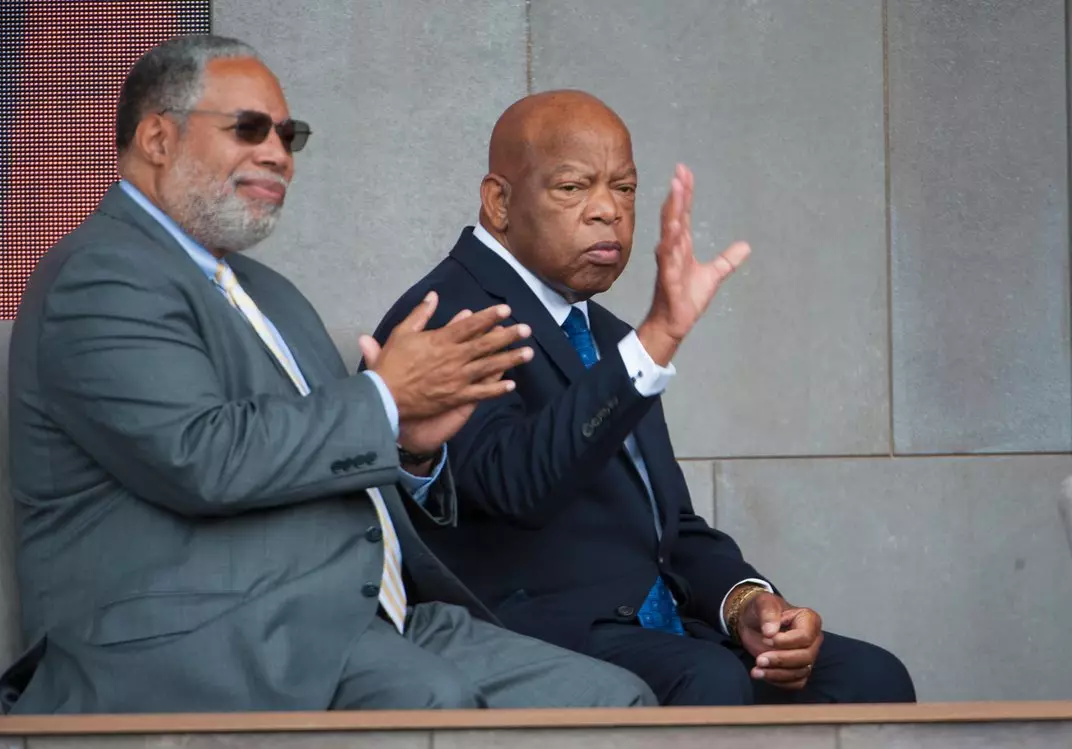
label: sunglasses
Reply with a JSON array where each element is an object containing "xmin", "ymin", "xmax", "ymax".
[{"xmin": 161, "ymin": 109, "xmax": 312, "ymax": 153}]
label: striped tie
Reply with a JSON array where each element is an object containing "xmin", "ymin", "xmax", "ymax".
[{"xmin": 215, "ymin": 261, "xmax": 408, "ymax": 632}]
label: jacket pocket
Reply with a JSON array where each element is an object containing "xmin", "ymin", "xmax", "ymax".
[{"xmin": 87, "ymin": 591, "xmax": 244, "ymax": 646}]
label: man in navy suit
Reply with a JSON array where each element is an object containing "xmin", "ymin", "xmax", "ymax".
[{"xmin": 371, "ymin": 90, "xmax": 915, "ymax": 705}]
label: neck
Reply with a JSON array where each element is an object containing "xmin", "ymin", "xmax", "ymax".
[
  {"xmin": 477, "ymin": 218, "xmax": 511, "ymax": 254},
  {"xmin": 121, "ymin": 167, "xmax": 165, "ymax": 213},
  {"xmin": 476, "ymin": 219, "xmax": 588, "ymax": 305}
]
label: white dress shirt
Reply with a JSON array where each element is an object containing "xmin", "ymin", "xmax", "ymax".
[{"xmin": 472, "ymin": 224, "xmax": 770, "ymax": 633}]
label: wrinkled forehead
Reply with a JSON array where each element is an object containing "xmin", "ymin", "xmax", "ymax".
[
  {"xmin": 196, "ymin": 57, "xmax": 290, "ymax": 120},
  {"xmin": 523, "ymin": 113, "xmax": 634, "ymax": 176}
]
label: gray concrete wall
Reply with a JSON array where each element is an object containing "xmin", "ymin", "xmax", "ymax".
[{"xmin": 211, "ymin": 0, "xmax": 1072, "ymax": 701}]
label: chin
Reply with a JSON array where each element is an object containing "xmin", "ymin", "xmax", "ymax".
[{"xmin": 571, "ymin": 278, "xmax": 618, "ymax": 301}]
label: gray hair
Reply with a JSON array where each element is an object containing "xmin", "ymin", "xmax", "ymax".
[{"xmin": 115, "ymin": 34, "xmax": 259, "ymax": 154}]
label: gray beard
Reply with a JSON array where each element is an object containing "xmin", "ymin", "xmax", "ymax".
[{"xmin": 160, "ymin": 153, "xmax": 284, "ymax": 253}]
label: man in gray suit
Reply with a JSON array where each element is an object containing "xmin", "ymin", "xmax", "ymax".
[{"xmin": 1, "ymin": 34, "xmax": 656, "ymax": 714}]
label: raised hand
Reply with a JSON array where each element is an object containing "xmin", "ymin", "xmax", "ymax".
[
  {"xmin": 636, "ymin": 164, "xmax": 751, "ymax": 366},
  {"xmin": 359, "ymin": 292, "xmax": 533, "ymax": 460}
]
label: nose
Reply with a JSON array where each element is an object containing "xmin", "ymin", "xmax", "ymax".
[
  {"xmin": 253, "ymin": 126, "xmax": 293, "ymax": 176},
  {"xmin": 585, "ymin": 183, "xmax": 620, "ymax": 225}
]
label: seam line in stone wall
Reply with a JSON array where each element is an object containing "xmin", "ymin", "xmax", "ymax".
[
  {"xmin": 710, "ymin": 460, "xmax": 718, "ymax": 527},
  {"xmin": 683, "ymin": 451, "xmax": 1072, "ymax": 462},
  {"xmin": 1066, "ymin": 0, "xmax": 1072, "ymax": 446},
  {"xmin": 883, "ymin": 0, "xmax": 895, "ymax": 458},
  {"xmin": 525, "ymin": 0, "xmax": 534, "ymax": 94}
]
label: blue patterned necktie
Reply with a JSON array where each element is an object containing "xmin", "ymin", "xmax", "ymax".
[{"xmin": 560, "ymin": 307, "xmax": 685, "ymax": 636}]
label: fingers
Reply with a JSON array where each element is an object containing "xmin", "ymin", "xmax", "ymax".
[
  {"xmin": 448, "ymin": 308, "xmax": 474, "ymax": 325},
  {"xmin": 754, "ymin": 665, "xmax": 812, "ymax": 685},
  {"xmin": 466, "ymin": 345, "xmax": 535, "ymax": 381},
  {"xmin": 358, "ymin": 335, "xmax": 381, "ymax": 368},
  {"xmin": 755, "ymin": 648, "xmax": 814, "ymax": 671},
  {"xmin": 753, "ymin": 646, "xmax": 816, "ymax": 687},
  {"xmin": 658, "ymin": 173, "xmax": 684, "ymax": 253},
  {"xmin": 767, "ymin": 628, "xmax": 813, "ymax": 650},
  {"xmin": 466, "ymin": 322, "xmax": 532, "ymax": 360},
  {"xmin": 677, "ymin": 164, "xmax": 694, "ymax": 244},
  {"xmin": 768, "ymin": 608, "xmax": 822, "ymax": 648},
  {"xmin": 656, "ymin": 166, "xmax": 695, "ymax": 279},
  {"xmin": 455, "ymin": 378, "xmax": 518, "ymax": 403},
  {"xmin": 443, "ymin": 303, "xmax": 513, "ymax": 342},
  {"xmin": 399, "ymin": 291, "xmax": 439, "ymax": 333}
]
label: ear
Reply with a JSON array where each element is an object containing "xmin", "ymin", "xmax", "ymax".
[
  {"xmin": 479, "ymin": 173, "xmax": 511, "ymax": 232},
  {"xmin": 133, "ymin": 113, "xmax": 180, "ymax": 167}
]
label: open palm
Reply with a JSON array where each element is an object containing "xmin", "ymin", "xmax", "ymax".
[{"xmin": 646, "ymin": 165, "xmax": 751, "ymax": 343}]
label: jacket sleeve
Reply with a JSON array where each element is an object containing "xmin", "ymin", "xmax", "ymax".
[
  {"xmin": 37, "ymin": 248, "xmax": 399, "ymax": 518},
  {"xmin": 448, "ymin": 345, "xmax": 659, "ymax": 527}
]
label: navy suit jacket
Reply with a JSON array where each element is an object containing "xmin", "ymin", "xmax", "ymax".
[{"xmin": 373, "ymin": 228, "xmax": 768, "ymax": 652}]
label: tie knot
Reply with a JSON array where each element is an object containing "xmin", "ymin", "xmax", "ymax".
[
  {"xmin": 215, "ymin": 261, "xmax": 237, "ymax": 292},
  {"xmin": 561, "ymin": 307, "xmax": 589, "ymax": 336}
]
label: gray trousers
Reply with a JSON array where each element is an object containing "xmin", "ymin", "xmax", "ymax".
[{"xmin": 330, "ymin": 603, "xmax": 657, "ymax": 709}]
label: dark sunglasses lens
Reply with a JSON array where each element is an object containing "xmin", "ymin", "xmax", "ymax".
[
  {"xmin": 279, "ymin": 120, "xmax": 311, "ymax": 153},
  {"xmin": 233, "ymin": 112, "xmax": 273, "ymax": 145}
]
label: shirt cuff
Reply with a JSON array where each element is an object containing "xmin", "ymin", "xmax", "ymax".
[
  {"xmin": 617, "ymin": 330, "xmax": 676, "ymax": 397},
  {"xmin": 362, "ymin": 370, "xmax": 399, "ymax": 438},
  {"xmin": 719, "ymin": 578, "xmax": 774, "ymax": 635},
  {"xmin": 398, "ymin": 446, "xmax": 448, "ymax": 504}
]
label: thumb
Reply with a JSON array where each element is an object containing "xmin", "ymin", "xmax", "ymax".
[
  {"xmin": 708, "ymin": 241, "xmax": 751, "ymax": 283},
  {"xmin": 358, "ymin": 335, "xmax": 381, "ymax": 368},
  {"xmin": 755, "ymin": 596, "xmax": 783, "ymax": 638}
]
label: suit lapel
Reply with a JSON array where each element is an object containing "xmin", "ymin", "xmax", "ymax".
[
  {"xmin": 229, "ymin": 262, "xmax": 332, "ymax": 391},
  {"xmin": 96, "ymin": 183, "xmax": 213, "ymax": 293},
  {"xmin": 96, "ymin": 183, "xmax": 184, "ymax": 255},
  {"xmin": 449, "ymin": 229, "xmax": 586, "ymax": 383},
  {"xmin": 96, "ymin": 183, "xmax": 314, "ymax": 392}
]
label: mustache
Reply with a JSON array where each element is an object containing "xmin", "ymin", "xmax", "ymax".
[{"xmin": 230, "ymin": 171, "xmax": 290, "ymax": 190}]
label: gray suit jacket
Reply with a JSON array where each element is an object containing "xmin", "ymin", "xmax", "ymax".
[{"xmin": 2, "ymin": 184, "xmax": 492, "ymax": 713}]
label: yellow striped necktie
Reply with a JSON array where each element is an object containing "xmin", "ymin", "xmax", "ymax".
[{"xmin": 214, "ymin": 261, "xmax": 408, "ymax": 633}]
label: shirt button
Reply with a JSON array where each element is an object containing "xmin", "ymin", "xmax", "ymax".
[
  {"xmin": 616, "ymin": 605, "xmax": 636, "ymax": 618},
  {"xmin": 365, "ymin": 526, "xmax": 383, "ymax": 542},
  {"xmin": 361, "ymin": 583, "xmax": 380, "ymax": 598}
]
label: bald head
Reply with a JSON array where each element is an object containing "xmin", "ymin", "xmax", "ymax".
[
  {"xmin": 480, "ymin": 90, "xmax": 637, "ymax": 302},
  {"xmin": 488, "ymin": 90, "xmax": 630, "ymax": 179}
]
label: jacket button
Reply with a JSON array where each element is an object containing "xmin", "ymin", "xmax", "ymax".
[
  {"xmin": 658, "ymin": 555, "xmax": 665, "ymax": 565},
  {"xmin": 365, "ymin": 526, "xmax": 383, "ymax": 542},
  {"xmin": 361, "ymin": 583, "xmax": 380, "ymax": 598},
  {"xmin": 616, "ymin": 605, "xmax": 635, "ymax": 618}
]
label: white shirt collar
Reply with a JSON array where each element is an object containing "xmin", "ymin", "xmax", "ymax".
[{"xmin": 471, "ymin": 223, "xmax": 589, "ymax": 327}]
